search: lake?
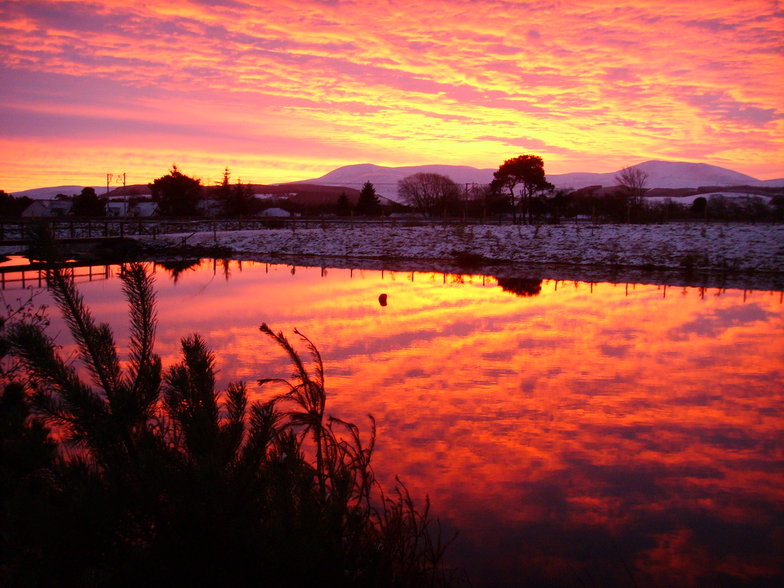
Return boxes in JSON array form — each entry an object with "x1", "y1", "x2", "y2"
[{"x1": 5, "y1": 257, "x2": 783, "y2": 586}]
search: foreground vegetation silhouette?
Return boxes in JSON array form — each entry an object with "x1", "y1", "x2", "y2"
[{"x1": 1, "y1": 262, "x2": 453, "y2": 587}]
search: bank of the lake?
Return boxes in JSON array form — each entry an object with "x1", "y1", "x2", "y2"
[{"x1": 137, "y1": 222, "x2": 784, "y2": 286}]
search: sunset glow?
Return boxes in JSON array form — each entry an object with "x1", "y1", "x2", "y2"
[{"x1": 1, "y1": 0, "x2": 783, "y2": 191}]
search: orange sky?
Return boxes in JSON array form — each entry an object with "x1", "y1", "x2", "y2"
[{"x1": 1, "y1": 0, "x2": 783, "y2": 191}]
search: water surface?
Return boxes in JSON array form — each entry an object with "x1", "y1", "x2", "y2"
[{"x1": 9, "y1": 258, "x2": 783, "y2": 586}]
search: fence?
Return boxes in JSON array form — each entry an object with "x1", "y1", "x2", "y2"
[
  {"x1": 0, "y1": 262, "x2": 113, "y2": 290},
  {"x1": 0, "y1": 216, "x2": 510, "y2": 244}
]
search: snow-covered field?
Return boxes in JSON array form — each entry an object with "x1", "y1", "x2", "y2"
[{"x1": 141, "y1": 222, "x2": 783, "y2": 274}]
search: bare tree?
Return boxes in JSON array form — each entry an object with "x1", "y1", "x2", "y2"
[
  {"x1": 616, "y1": 166, "x2": 649, "y2": 203},
  {"x1": 397, "y1": 173, "x2": 459, "y2": 218},
  {"x1": 615, "y1": 166, "x2": 649, "y2": 222}
]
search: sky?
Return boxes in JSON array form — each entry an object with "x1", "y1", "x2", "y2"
[{"x1": 1, "y1": 0, "x2": 783, "y2": 192}]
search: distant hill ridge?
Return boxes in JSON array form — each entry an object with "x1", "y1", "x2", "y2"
[
  {"x1": 11, "y1": 160, "x2": 784, "y2": 200},
  {"x1": 305, "y1": 160, "x2": 783, "y2": 196}
]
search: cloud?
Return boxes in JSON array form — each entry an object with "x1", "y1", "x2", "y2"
[
  {"x1": 476, "y1": 136, "x2": 581, "y2": 156},
  {"x1": 0, "y1": 0, "x2": 782, "y2": 189},
  {"x1": 686, "y1": 92, "x2": 783, "y2": 126},
  {"x1": 667, "y1": 303, "x2": 774, "y2": 341}
]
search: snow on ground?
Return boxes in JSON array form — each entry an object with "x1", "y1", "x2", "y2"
[
  {"x1": 646, "y1": 192, "x2": 773, "y2": 205},
  {"x1": 140, "y1": 222, "x2": 784, "y2": 274}
]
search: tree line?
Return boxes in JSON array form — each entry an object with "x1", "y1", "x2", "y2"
[
  {"x1": 4, "y1": 158, "x2": 782, "y2": 222},
  {"x1": 395, "y1": 155, "x2": 784, "y2": 223}
]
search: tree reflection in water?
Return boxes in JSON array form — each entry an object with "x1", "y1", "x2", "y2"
[
  {"x1": 496, "y1": 277, "x2": 542, "y2": 297},
  {"x1": 155, "y1": 258, "x2": 201, "y2": 283}
]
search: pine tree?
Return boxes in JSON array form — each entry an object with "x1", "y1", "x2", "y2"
[
  {"x1": 355, "y1": 181, "x2": 381, "y2": 216},
  {"x1": 335, "y1": 192, "x2": 352, "y2": 216},
  {"x1": 149, "y1": 165, "x2": 202, "y2": 217}
]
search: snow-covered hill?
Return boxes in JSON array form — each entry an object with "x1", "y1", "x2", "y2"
[
  {"x1": 293, "y1": 164, "x2": 495, "y2": 199},
  {"x1": 550, "y1": 161, "x2": 762, "y2": 190},
  {"x1": 298, "y1": 160, "x2": 782, "y2": 199},
  {"x1": 10, "y1": 186, "x2": 105, "y2": 200}
]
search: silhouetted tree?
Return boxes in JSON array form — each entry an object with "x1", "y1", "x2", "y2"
[
  {"x1": 225, "y1": 181, "x2": 261, "y2": 217},
  {"x1": 492, "y1": 155, "x2": 553, "y2": 223},
  {"x1": 213, "y1": 168, "x2": 260, "y2": 217},
  {"x1": 149, "y1": 165, "x2": 202, "y2": 217},
  {"x1": 216, "y1": 167, "x2": 233, "y2": 199},
  {"x1": 0, "y1": 190, "x2": 12, "y2": 217},
  {"x1": 0, "y1": 191, "x2": 32, "y2": 217},
  {"x1": 398, "y1": 173, "x2": 460, "y2": 218},
  {"x1": 71, "y1": 187, "x2": 106, "y2": 217},
  {"x1": 547, "y1": 189, "x2": 572, "y2": 223},
  {"x1": 615, "y1": 166, "x2": 649, "y2": 222},
  {"x1": 615, "y1": 166, "x2": 649, "y2": 201},
  {"x1": 335, "y1": 192, "x2": 352, "y2": 216},
  {"x1": 691, "y1": 196, "x2": 708, "y2": 219},
  {"x1": 355, "y1": 181, "x2": 381, "y2": 216}
]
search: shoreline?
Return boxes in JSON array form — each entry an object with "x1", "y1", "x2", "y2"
[
  {"x1": 136, "y1": 222, "x2": 784, "y2": 291},
  {"x1": 2, "y1": 221, "x2": 781, "y2": 291},
  {"x1": 215, "y1": 253, "x2": 784, "y2": 292}
]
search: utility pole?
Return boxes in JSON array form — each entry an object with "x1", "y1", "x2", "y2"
[
  {"x1": 106, "y1": 173, "x2": 127, "y2": 215},
  {"x1": 106, "y1": 173, "x2": 126, "y2": 193}
]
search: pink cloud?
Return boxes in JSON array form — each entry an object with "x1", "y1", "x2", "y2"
[{"x1": 0, "y1": 0, "x2": 782, "y2": 190}]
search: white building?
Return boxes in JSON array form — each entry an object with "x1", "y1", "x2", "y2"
[{"x1": 259, "y1": 207, "x2": 292, "y2": 217}]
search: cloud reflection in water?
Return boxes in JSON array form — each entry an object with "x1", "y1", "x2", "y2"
[{"x1": 33, "y1": 260, "x2": 784, "y2": 586}]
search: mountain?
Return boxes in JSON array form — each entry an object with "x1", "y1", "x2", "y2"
[
  {"x1": 10, "y1": 161, "x2": 783, "y2": 202},
  {"x1": 294, "y1": 164, "x2": 494, "y2": 199},
  {"x1": 297, "y1": 161, "x2": 783, "y2": 199},
  {"x1": 549, "y1": 161, "x2": 762, "y2": 190},
  {"x1": 10, "y1": 186, "x2": 106, "y2": 199},
  {"x1": 302, "y1": 163, "x2": 496, "y2": 188}
]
